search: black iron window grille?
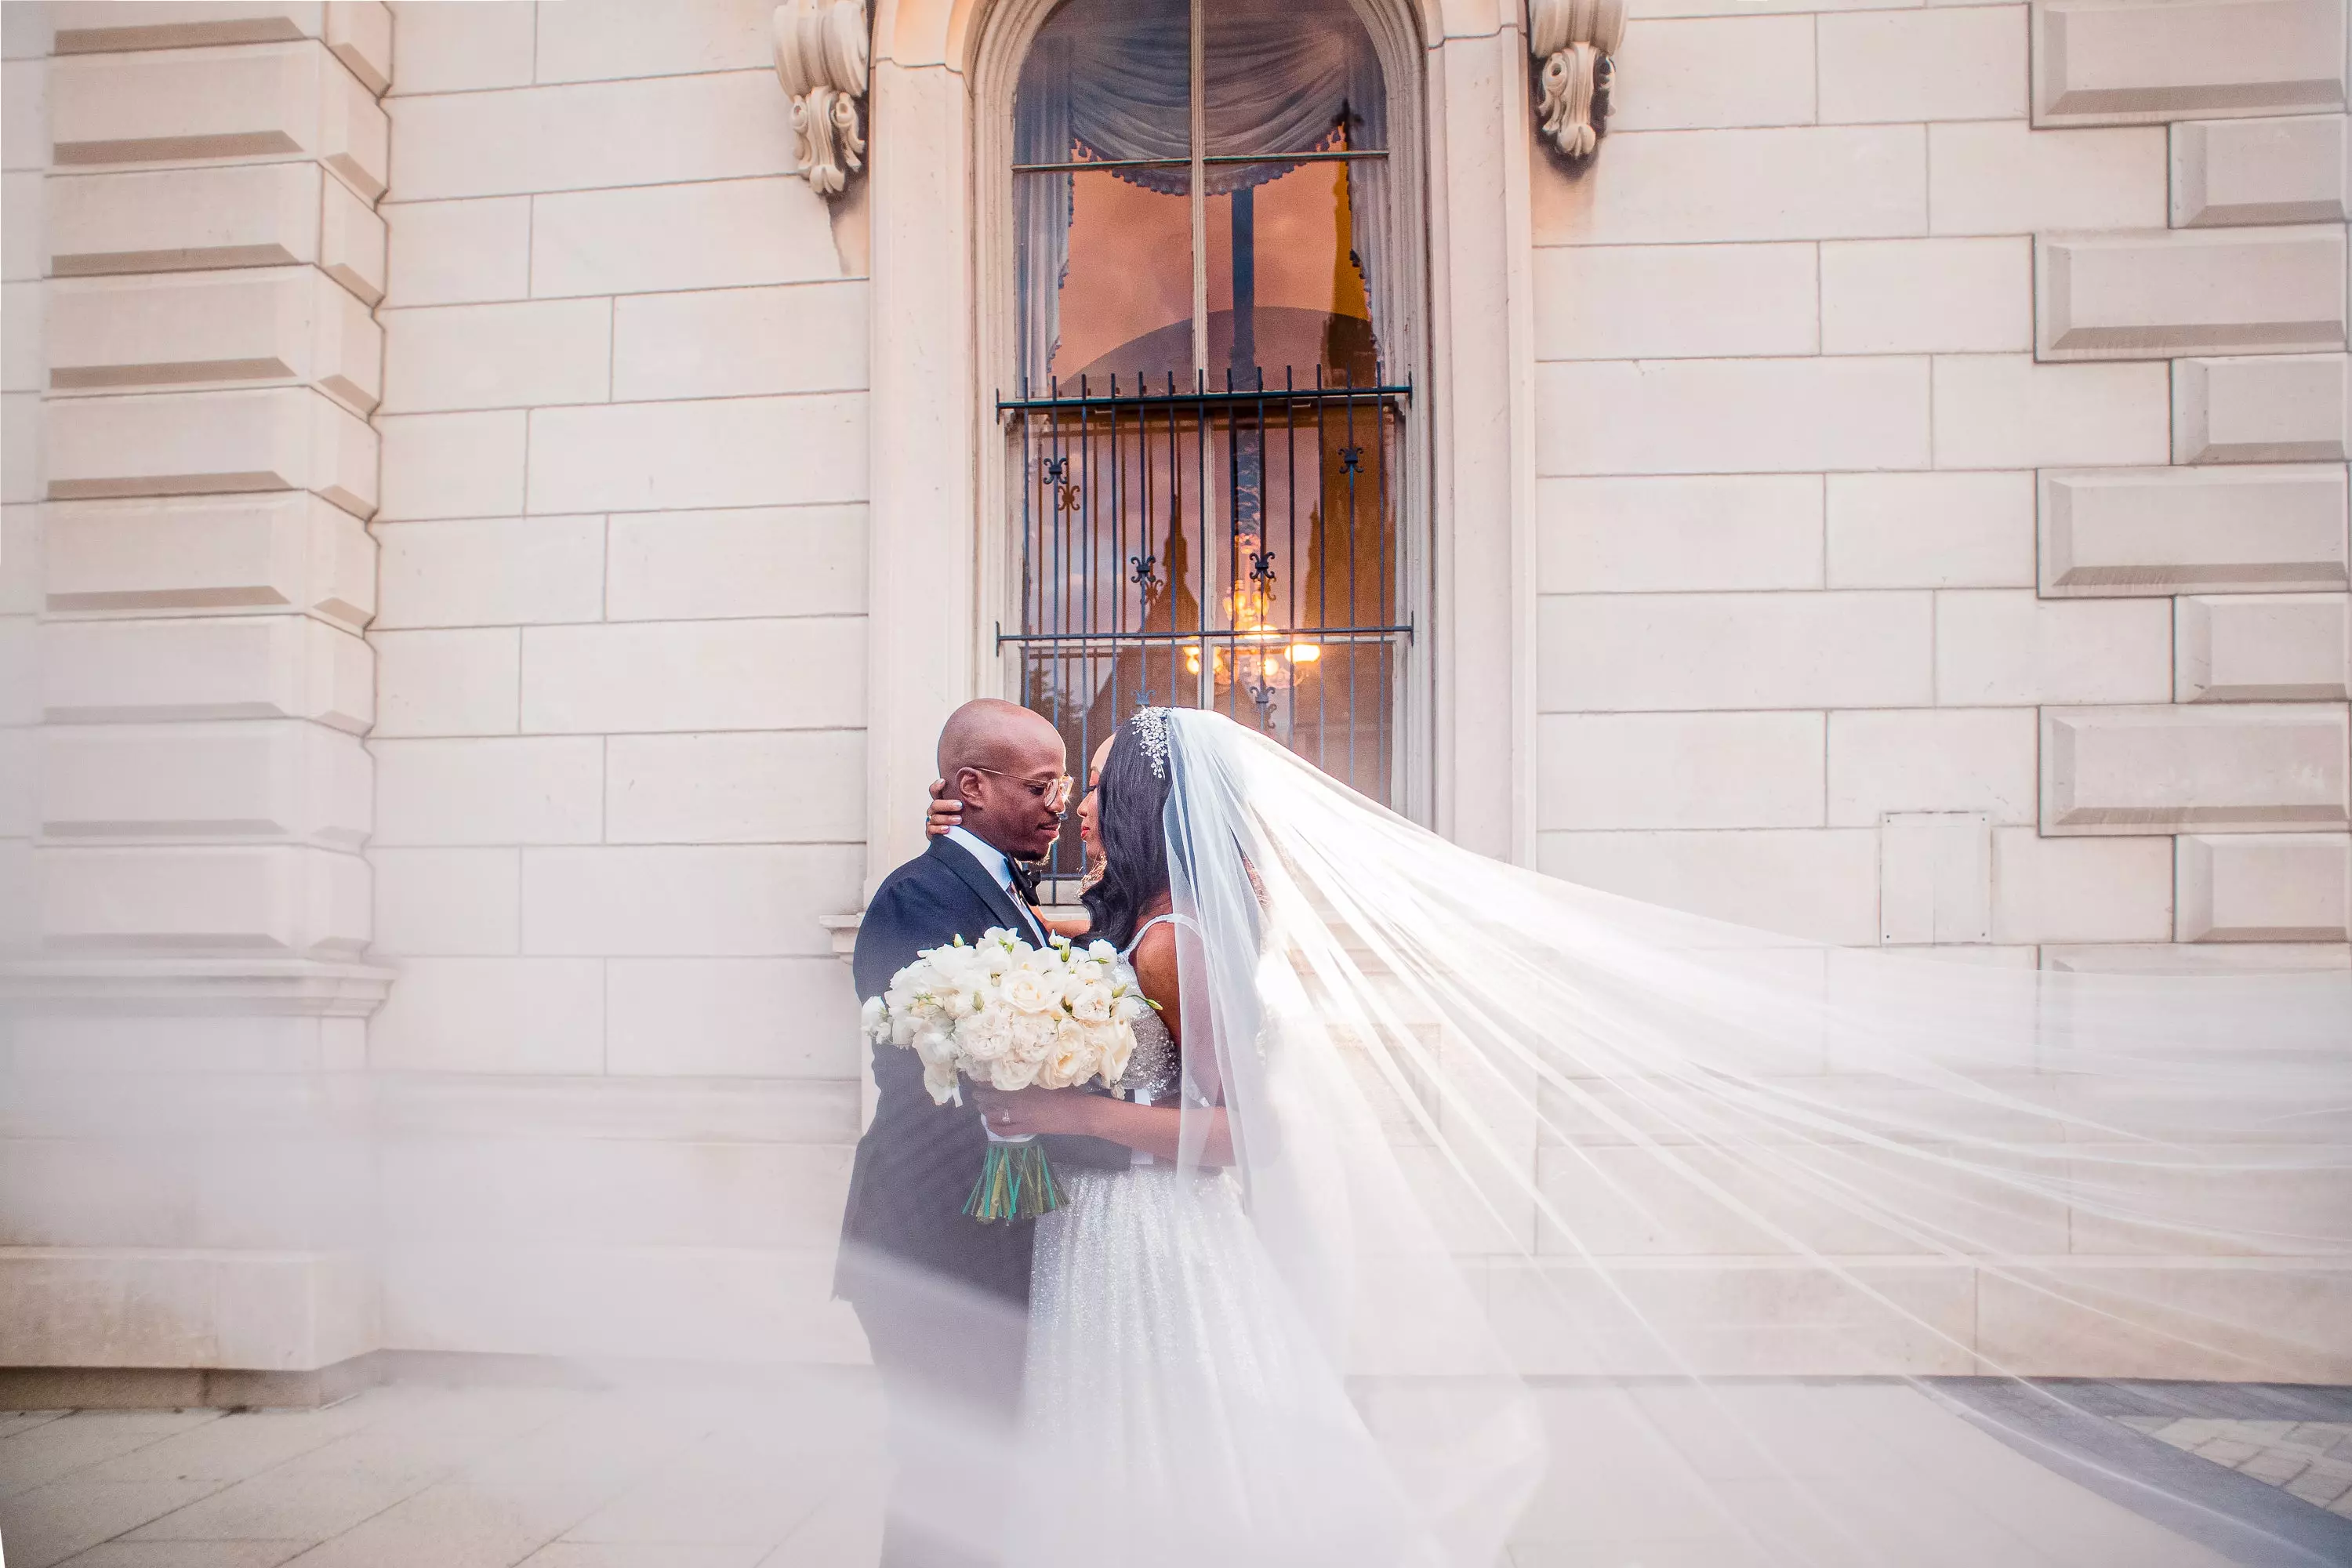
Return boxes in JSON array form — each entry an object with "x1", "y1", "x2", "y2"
[{"x1": 1000, "y1": 366, "x2": 1411, "y2": 882}]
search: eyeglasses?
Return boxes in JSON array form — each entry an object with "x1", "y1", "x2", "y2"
[{"x1": 970, "y1": 766, "x2": 1076, "y2": 812}]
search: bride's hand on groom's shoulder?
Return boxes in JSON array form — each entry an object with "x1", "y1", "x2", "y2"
[
  {"x1": 972, "y1": 1084, "x2": 1098, "y2": 1138},
  {"x1": 924, "y1": 779, "x2": 959, "y2": 838}
]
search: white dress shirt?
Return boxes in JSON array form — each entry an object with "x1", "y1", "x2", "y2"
[{"x1": 944, "y1": 826, "x2": 1046, "y2": 946}]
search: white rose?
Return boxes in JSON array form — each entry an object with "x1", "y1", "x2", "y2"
[
  {"x1": 1087, "y1": 939, "x2": 1118, "y2": 963},
  {"x1": 1040, "y1": 1042, "x2": 1091, "y2": 1090},
  {"x1": 1114, "y1": 992, "x2": 1152, "y2": 1024},
  {"x1": 912, "y1": 1024, "x2": 956, "y2": 1067},
  {"x1": 1098, "y1": 1025, "x2": 1133, "y2": 1086},
  {"x1": 957, "y1": 1006, "x2": 1014, "y2": 1064},
  {"x1": 989, "y1": 1055, "x2": 1041, "y2": 1091},
  {"x1": 1007, "y1": 1011, "x2": 1056, "y2": 1065},
  {"x1": 999, "y1": 967, "x2": 1064, "y2": 1014},
  {"x1": 1068, "y1": 982, "x2": 1114, "y2": 1023}
]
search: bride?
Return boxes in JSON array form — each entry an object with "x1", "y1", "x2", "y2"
[{"x1": 957, "y1": 706, "x2": 2348, "y2": 1566}]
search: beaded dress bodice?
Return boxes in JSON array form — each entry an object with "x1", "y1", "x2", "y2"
[{"x1": 1112, "y1": 913, "x2": 1186, "y2": 1107}]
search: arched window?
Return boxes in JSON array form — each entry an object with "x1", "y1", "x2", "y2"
[{"x1": 997, "y1": 0, "x2": 1410, "y2": 877}]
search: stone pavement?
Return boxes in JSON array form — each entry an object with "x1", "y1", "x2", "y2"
[
  {"x1": 2119, "y1": 1417, "x2": 2352, "y2": 1516},
  {"x1": 0, "y1": 1374, "x2": 2334, "y2": 1568}
]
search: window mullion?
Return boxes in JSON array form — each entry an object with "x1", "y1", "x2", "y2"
[{"x1": 1188, "y1": 0, "x2": 1207, "y2": 383}]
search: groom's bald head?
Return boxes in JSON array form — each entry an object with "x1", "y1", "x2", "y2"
[
  {"x1": 938, "y1": 699, "x2": 1067, "y2": 859},
  {"x1": 937, "y1": 698, "x2": 1060, "y2": 779}
]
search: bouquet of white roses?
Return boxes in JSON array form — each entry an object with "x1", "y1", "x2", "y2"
[{"x1": 859, "y1": 927, "x2": 1156, "y2": 1221}]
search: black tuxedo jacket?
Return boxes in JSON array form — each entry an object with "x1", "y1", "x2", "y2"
[{"x1": 834, "y1": 836, "x2": 1129, "y2": 1308}]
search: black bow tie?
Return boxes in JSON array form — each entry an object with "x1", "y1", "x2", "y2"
[{"x1": 1006, "y1": 857, "x2": 1042, "y2": 907}]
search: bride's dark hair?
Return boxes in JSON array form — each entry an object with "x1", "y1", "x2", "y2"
[{"x1": 1080, "y1": 717, "x2": 1173, "y2": 952}]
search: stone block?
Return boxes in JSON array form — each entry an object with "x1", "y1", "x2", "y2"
[
  {"x1": 0, "y1": 503, "x2": 41, "y2": 614},
  {"x1": 605, "y1": 957, "x2": 862, "y2": 1078},
  {"x1": 0, "y1": 1250, "x2": 377, "y2": 1371},
  {"x1": 1990, "y1": 825, "x2": 2175, "y2": 942},
  {"x1": 2176, "y1": 591, "x2": 2350, "y2": 699},
  {"x1": 524, "y1": 394, "x2": 869, "y2": 514},
  {"x1": 48, "y1": 163, "x2": 380, "y2": 303},
  {"x1": 369, "y1": 845, "x2": 519, "y2": 955},
  {"x1": 38, "y1": 842, "x2": 369, "y2": 956},
  {"x1": 519, "y1": 618, "x2": 866, "y2": 735},
  {"x1": 1530, "y1": 125, "x2": 1927, "y2": 247},
  {"x1": 1934, "y1": 589, "x2": 2173, "y2": 704},
  {"x1": 1926, "y1": 119, "x2": 2168, "y2": 237},
  {"x1": 1824, "y1": 471, "x2": 2038, "y2": 588},
  {"x1": 1879, "y1": 811, "x2": 1994, "y2": 945},
  {"x1": 2172, "y1": 114, "x2": 2350, "y2": 226},
  {"x1": 528, "y1": 176, "x2": 843, "y2": 298},
  {"x1": 52, "y1": 4, "x2": 394, "y2": 96},
  {"x1": 1930, "y1": 354, "x2": 2170, "y2": 466},
  {"x1": 45, "y1": 387, "x2": 378, "y2": 519},
  {"x1": 1592, "y1": 16, "x2": 1817, "y2": 132},
  {"x1": 1828, "y1": 708, "x2": 2039, "y2": 826},
  {"x1": 40, "y1": 614, "x2": 371, "y2": 732},
  {"x1": 3, "y1": 58, "x2": 44, "y2": 173},
  {"x1": 532, "y1": 0, "x2": 775, "y2": 84},
  {"x1": 1976, "y1": 1261, "x2": 2352, "y2": 1383},
  {"x1": 1535, "y1": 358, "x2": 1930, "y2": 476},
  {"x1": 610, "y1": 280, "x2": 863, "y2": 401},
  {"x1": 45, "y1": 492, "x2": 374, "y2": 631},
  {"x1": 2172, "y1": 352, "x2": 2350, "y2": 462},
  {"x1": 2042, "y1": 702, "x2": 2352, "y2": 832},
  {"x1": 2178, "y1": 831, "x2": 2352, "y2": 939},
  {"x1": 519, "y1": 844, "x2": 862, "y2": 957},
  {"x1": 2039, "y1": 462, "x2": 2349, "y2": 594},
  {"x1": 52, "y1": 42, "x2": 388, "y2": 201},
  {"x1": 2031, "y1": 0, "x2": 2347, "y2": 127},
  {"x1": 46, "y1": 266, "x2": 381, "y2": 413},
  {"x1": 1531, "y1": 243, "x2": 1817, "y2": 361},
  {"x1": 370, "y1": 736, "x2": 604, "y2": 847},
  {"x1": 39, "y1": 719, "x2": 370, "y2": 849},
  {"x1": 4, "y1": 390, "x2": 42, "y2": 503},
  {"x1": 387, "y1": 71, "x2": 790, "y2": 201},
  {"x1": 2037, "y1": 225, "x2": 2348, "y2": 359},
  {"x1": 604, "y1": 731, "x2": 866, "y2": 844},
  {"x1": 1818, "y1": 7, "x2": 2028, "y2": 124},
  {"x1": 604, "y1": 505, "x2": 867, "y2": 622},
  {"x1": 2044, "y1": 939, "x2": 2350, "y2": 969},
  {"x1": 1, "y1": 281, "x2": 40, "y2": 394},
  {"x1": 379, "y1": 298, "x2": 613, "y2": 414},
  {"x1": 366, "y1": 956, "x2": 605, "y2": 1073},
  {"x1": 373, "y1": 516, "x2": 605, "y2": 630},
  {"x1": 373, "y1": 409, "x2": 524, "y2": 521},
  {"x1": 368, "y1": 627, "x2": 519, "y2": 738},
  {"x1": 1534, "y1": 476, "x2": 1823, "y2": 593},
  {"x1": 1536, "y1": 828, "x2": 1882, "y2": 944},
  {"x1": 1535, "y1": 712, "x2": 1826, "y2": 831},
  {"x1": 387, "y1": 0, "x2": 536, "y2": 96},
  {"x1": 1537, "y1": 591, "x2": 1933, "y2": 711},
  {"x1": 381, "y1": 195, "x2": 530, "y2": 307},
  {"x1": 1819, "y1": 237, "x2": 2032, "y2": 354}
]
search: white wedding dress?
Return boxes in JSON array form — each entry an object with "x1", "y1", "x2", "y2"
[
  {"x1": 1011, "y1": 914, "x2": 1439, "y2": 1568},
  {"x1": 992, "y1": 709, "x2": 2350, "y2": 1568}
]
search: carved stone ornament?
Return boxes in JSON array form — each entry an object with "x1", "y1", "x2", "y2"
[
  {"x1": 1529, "y1": 0, "x2": 1625, "y2": 160},
  {"x1": 772, "y1": 0, "x2": 869, "y2": 198}
]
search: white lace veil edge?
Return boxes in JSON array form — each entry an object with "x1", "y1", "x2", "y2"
[{"x1": 1158, "y1": 707, "x2": 2352, "y2": 1566}]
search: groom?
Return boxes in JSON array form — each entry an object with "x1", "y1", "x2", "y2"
[{"x1": 837, "y1": 699, "x2": 1127, "y2": 1568}]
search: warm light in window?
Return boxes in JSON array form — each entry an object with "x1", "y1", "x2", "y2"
[{"x1": 1288, "y1": 644, "x2": 1321, "y2": 662}]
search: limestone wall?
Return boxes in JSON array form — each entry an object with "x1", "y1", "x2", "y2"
[
  {"x1": 1528, "y1": 0, "x2": 2351, "y2": 971},
  {"x1": 365, "y1": 0, "x2": 871, "y2": 1360}
]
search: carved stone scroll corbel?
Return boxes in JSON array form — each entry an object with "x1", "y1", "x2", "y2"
[
  {"x1": 1530, "y1": 0, "x2": 1625, "y2": 161},
  {"x1": 773, "y1": 0, "x2": 869, "y2": 198}
]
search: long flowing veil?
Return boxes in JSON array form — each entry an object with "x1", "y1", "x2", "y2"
[{"x1": 1158, "y1": 706, "x2": 2352, "y2": 1565}]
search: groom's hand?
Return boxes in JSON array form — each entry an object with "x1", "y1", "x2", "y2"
[{"x1": 924, "y1": 778, "x2": 960, "y2": 838}]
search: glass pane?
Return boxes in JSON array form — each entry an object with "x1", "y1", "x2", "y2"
[
  {"x1": 1022, "y1": 166, "x2": 1195, "y2": 390},
  {"x1": 1202, "y1": 159, "x2": 1380, "y2": 387},
  {"x1": 1014, "y1": 0, "x2": 1190, "y2": 168},
  {"x1": 1201, "y1": 0, "x2": 1385, "y2": 162},
  {"x1": 1008, "y1": 388, "x2": 1400, "y2": 878}
]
